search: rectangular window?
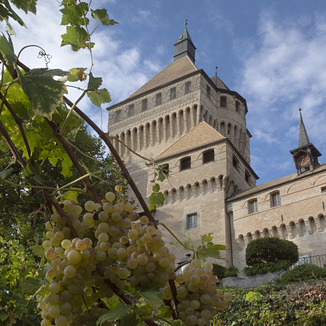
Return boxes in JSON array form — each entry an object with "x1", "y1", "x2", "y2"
[
  {"x1": 180, "y1": 157, "x2": 191, "y2": 171},
  {"x1": 233, "y1": 155, "x2": 239, "y2": 169},
  {"x1": 185, "y1": 81, "x2": 191, "y2": 94},
  {"x1": 248, "y1": 199, "x2": 258, "y2": 214},
  {"x1": 236, "y1": 101, "x2": 240, "y2": 112},
  {"x1": 203, "y1": 149, "x2": 214, "y2": 164},
  {"x1": 115, "y1": 110, "x2": 121, "y2": 122},
  {"x1": 271, "y1": 192, "x2": 281, "y2": 207},
  {"x1": 245, "y1": 170, "x2": 250, "y2": 183},
  {"x1": 321, "y1": 186, "x2": 326, "y2": 193},
  {"x1": 220, "y1": 96, "x2": 227, "y2": 107},
  {"x1": 170, "y1": 87, "x2": 176, "y2": 100},
  {"x1": 186, "y1": 213, "x2": 198, "y2": 230},
  {"x1": 156, "y1": 93, "x2": 162, "y2": 106},
  {"x1": 141, "y1": 99, "x2": 148, "y2": 111},
  {"x1": 128, "y1": 104, "x2": 134, "y2": 116},
  {"x1": 207, "y1": 85, "x2": 211, "y2": 99}
]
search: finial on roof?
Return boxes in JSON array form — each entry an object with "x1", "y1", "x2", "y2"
[
  {"x1": 185, "y1": 17, "x2": 188, "y2": 28},
  {"x1": 215, "y1": 66, "x2": 218, "y2": 86},
  {"x1": 298, "y1": 108, "x2": 310, "y2": 147}
]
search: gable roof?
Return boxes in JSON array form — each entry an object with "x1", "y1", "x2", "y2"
[
  {"x1": 155, "y1": 122, "x2": 226, "y2": 161},
  {"x1": 128, "y1": 56, "x2": 198, "y2": 98}
]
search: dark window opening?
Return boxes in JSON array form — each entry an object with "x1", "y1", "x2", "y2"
[
  {"x1": 170, "y1": 87, "x2": 176, "y2": 100},
  {"x1": 245, "y1": 170, "x2": 250, "y2": 183},
  {"x1": 233, "y1": 155, "x2": 239, "y2": 169},
  {"x1": 180, "y1": 157, "x2": 191, "y2": 171},
  {"x1": 220, "y1": 96, "x2": 227, "y2": 107},
  {"x1": 236, "y1": 101, "x2": 240, "y2": 112},
  {"x1": 203, "y1": 149, "x2": 215, "y2": 164},
  {"x1": 159, "y1": 164, "x2": 169, "y2": 178},
  {"x1": 128, "y1": 104, "x2": 134, "y2": 116},
  {"x1": 185, "y1": 81, "x2": 191, "y2": 94},
  {"x1": 115, "y1": 110, "x2": 121, "y2": 122},
  {"x1": 156, "y1": 93, "x2": 162, "y2": 106},
  {"x1": 141, "y1": 99, "x2": 148, "y2": 111}
]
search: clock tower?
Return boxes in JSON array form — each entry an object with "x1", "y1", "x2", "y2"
[{"x1": 290, "y1": 109, "x2": 321, "y2": 174}]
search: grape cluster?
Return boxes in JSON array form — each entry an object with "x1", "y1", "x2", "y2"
[
  {"x1": 38, "y1": 187, "x2": 176, "y2": 326},
  {"x1": 162, "y1": 259, "x2": 232, "y2": 326}
]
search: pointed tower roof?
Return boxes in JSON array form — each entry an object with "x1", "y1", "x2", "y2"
[
  {"x1": 298, "y1": 108, "x2": 310, "y2": 147},
  {"x1": 290, "y1": 109, "x2": 321, "y2": 174},
  {"x1": 174, "y1": 20, "x2": 196, "y2": 63}
]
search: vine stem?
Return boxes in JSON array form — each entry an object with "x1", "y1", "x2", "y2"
[
  {"x1": 45, "y1": 117, "x2": 101, "y2": 204},
  {"x1": 158, "y1": 222, "x2": 195, "y2": 252}
]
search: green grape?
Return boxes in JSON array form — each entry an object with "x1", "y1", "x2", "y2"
[
  {"x1": 64, "y1": 265, "x2": 76, "y2": 278},
  {"x1": 105, "y1": 192, "x2": 116, "y2": 202},
  {"x1": 67, "y1": 250, "x2": 82, "y2": 264},
  {"x1": 43, "y1": 240, "x2": 52, "y2": 250},
  {"x1": 98, "y1": 210, "x2": 109, "y2": 221},
  {"x1": 45, "y1": 249, "x2": 56, "y2": 260},
  {"x1": 49, "y1": 282, "x2": 61, "y2": 294},
  {"x1": 61, "y1": 239, "x2": 71, "y2": 249},
  {"x1": 41, "y1": 319, "x2": 52, "y2": 326},
  {"x1": 48, "y1": 305, "x2": 61, "y2": 319}
]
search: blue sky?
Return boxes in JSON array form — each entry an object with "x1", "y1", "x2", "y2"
[{"x1": 4, "y1": 0, "x2": 326, "y2": 185}]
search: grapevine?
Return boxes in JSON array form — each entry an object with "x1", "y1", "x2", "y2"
[{"x1": 0, "y1": 1, "x2": 232, "y2": 325}]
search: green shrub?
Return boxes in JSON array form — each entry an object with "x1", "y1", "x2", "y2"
[
  {"x1": 213, "y1": 264, "x2": 226, "y2": 280},
  {"x1": 244, "y1": 260, "x2": 291, "y2": 276},
  {"x1": 224, "y1": 266, "x2": 238, "y2": 278},
  {"x1": 246, "y1": 237, "x2": 298, "y2": 266},
  {"x1": 279, "y1": 264, "x2": 326, "y2": 283}
]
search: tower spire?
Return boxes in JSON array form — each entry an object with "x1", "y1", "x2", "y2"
[
  {"x1": 290, "y1": 108, "x2": 321, "y2": 174},
  {"x1": 298, "y1": 108, "x2": 310, "y2": 147},
  {"x1": 174, "y1": 20, "x2": 196, "y2": 63}
]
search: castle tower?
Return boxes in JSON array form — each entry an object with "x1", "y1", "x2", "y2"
[
  {"x1": 107, "y1": 25, "x2": 258, "y2": 264},
  {"x1": 290, "y1": 109, "x2": 321, "y2": 174}
]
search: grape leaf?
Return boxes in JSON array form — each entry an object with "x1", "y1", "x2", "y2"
[
  {"x1": 0, "y1": 33, "x2": 15, "y2": 66},
  {"x1": 87, "y1": 88, "x2": 111, "y2": 107},
  {"x1": 60, "y1": 2, "x2": 89, "y2": 26},
  {"x1": 91, "y1": 9, "x2": 118, "y2": 26},
  {"x1": 62, "y1": 191, "x2": 79, "y2": 202},
  {"x1": 16, "y1": 68, "x2": 68, "y2": 119},
  {"x1": 96, "y1": 303, "x2": 131, "y2": 325},
  {"x1": 196, "y1": 243, "x2": 226, "y2": 260},
  {"x1": 0, "y1": 1, "x2": 26, "y2": 28},
  {"x1": 61, "y1": 152, "x2": 73, "y2": 177},
  {"x1": 61, "y1": 25, "x2": 94, "y2": 51},
  {"x1": 88, "y1": 72, "x2": 102, "y2": 90},
  {"x1": 10, "y1": 0, "x2": 37, "y2": 14},
  {"x1": 68, "y1": 67, "x2": 87, "y2": 82}
]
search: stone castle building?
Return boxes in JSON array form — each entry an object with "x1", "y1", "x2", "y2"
[{"x1": 107, "y1": 25, "x2": 326, "y2": 271}]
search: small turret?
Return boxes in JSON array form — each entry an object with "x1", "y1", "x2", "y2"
[
  {"x1": 290, "y1": 109, "x2": 321, "y2": 175},
  {"x1": 174, "y1": 19, "x2": 196, "y2": 63}
]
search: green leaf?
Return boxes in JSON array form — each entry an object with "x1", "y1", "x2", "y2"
[
  {"x1": 60, "y1": 152, "x2": 73, "y2": 177},
  {"x1": 119, "y1": 312, "x2": 141, "y2": 326},
  {"x1": 68, "y1": 67, "x2": 87, "y2": 82},
  {"x1": 196, "y1": 243, "x2": 226, "y2": 260},
  {"x1": 152, "y1": 183, "x2": 160, "y2": 192},
  {"x1": 60, "y1": 2, "x2": 89, "y2": 26},
  {"x1": 88, "y1": 73, "x2": 102, "y2": 90},
  {"x1": 87, "y1": 88, "x2": 111, "y2": 108},
  {"x1": 32, "y1": 244, "x2": 43, "y2": 257},
  {"x1": 140, "y1": 291, "x2": 164, "y2": 308},
  {"x1": 61, "y1": 25, "x2": 93, "y2": 51},
  {"x1": 91, "y1": 9, "x2": 118, "y2": 26},
  {"x1": 201, "y1": 233, "x2": 213, "y2": 244},
  {"x1": 62, "y1": 191, "x2": 79, "y2": 202},
  {"x1": 16, "y1": 68, "x2": 68, "y2": 119},
  {"x1": 10, "y1": 0, "x2": 37, "y2": 14},
  {"x1": 0, "y1": 33, "x2": 15, "y2": 67},
  {"x1": 0, "y1": 309, "x2": 9, "y2": 322},
  {"x1": 96, "y1": 303, "x2": 131, "y2": 325}
]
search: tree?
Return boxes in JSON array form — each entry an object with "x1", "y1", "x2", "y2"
[
  {"x1": 0, "y1": 1, "x2": 231, "y2": 325},
  {"x1": 246, "y1": 237, "x2": 299, "y2": 266}
]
